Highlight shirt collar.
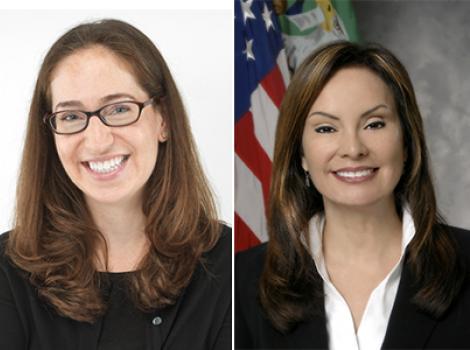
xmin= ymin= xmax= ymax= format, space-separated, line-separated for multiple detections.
xmin=309 ymin=204 xmax=416 ymax=280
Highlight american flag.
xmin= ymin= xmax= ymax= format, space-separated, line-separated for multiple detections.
xmin=235 ymin=0 xmax=290 ymax=252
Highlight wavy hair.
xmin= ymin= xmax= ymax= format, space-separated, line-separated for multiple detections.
xmin=260 ymin=41 xmax=465 ymax=333
xmin=6 ymin=19 xmax=220 ymax=323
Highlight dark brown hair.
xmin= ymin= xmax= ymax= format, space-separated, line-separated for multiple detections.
xmin=6 ymin=19 xmax=220 ymax=322
xmin=260 ymin=41 xmax=465 ymax=333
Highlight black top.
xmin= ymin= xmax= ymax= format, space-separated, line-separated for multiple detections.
xmin=0 ymin=225 xmax=231 ymax=350
xmin=235 ymin=225 xmax=470 ymax=349
xmin=98 ymin=272 xmax=148 ymax=350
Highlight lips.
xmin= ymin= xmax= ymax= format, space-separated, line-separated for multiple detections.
xmin=332 ymin=167 xmax=378 ymax=183
xmin=83 ymin=155 xmax=129 ymax=175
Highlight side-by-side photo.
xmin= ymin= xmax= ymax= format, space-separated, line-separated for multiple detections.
xmin=235 ymin=1 xmax=470 ymax=349
xmin=2 ymin=2 xmax=470 ymax=350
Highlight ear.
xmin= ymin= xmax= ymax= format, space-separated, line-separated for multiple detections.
xmin=301 ymin=156 xmax=308 ymax=172
xmin=157 ymin=117 xmax=168 ymax=142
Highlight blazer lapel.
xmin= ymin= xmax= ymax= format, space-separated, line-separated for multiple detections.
xmin=381 ymin=258 xmax=438 ymax=349
xmin=275 ymin=292 xmax=329 ymax=349
xmin=267 ymin=308 xmax=328 ymax=349
xmin=298 ymin=313 xmax=329 ymax=349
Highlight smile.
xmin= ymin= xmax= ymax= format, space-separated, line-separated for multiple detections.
xmin=333 ymin=167 xmax=378 ymax=183
xmin=86 ymin=155 xmax=129 ymax=174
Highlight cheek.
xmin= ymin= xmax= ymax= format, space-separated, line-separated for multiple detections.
xmin=134 ymin=127 xmax=160 ymax=163
xmin=392 ymin=147 xmax=406 ymax=176
xmin=376 ymin=130 xmax=405 ymax=167
xmin=54 ymin=136 xmax=80 ymax=172
xmin=146 ymin=136 xmax=159 ymax=161
xmin=141 ymin=111 xmax=163 ymax=139
xmin=302 ymin=137 xmax=335 ymax=171
xmin=54 ymin=138 xmax=71 ymax=163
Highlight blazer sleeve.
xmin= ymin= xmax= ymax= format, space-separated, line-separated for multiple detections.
xmin=235 ymin=244 xmax=268 ymax=349
xmin=235 ymin=253 xmax=252 ymax=348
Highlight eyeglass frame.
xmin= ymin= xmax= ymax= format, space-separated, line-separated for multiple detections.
xmin=43 ymin=96 xmax=156 ymax=135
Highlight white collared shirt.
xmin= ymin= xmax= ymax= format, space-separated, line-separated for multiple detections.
xmin=308 ymin=206 xmax=416 ymax=350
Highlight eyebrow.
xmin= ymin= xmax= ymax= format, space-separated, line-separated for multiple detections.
xmin=54 ymin=93 xmax=138 ymax=111
xmin=307 ymin=104 xmax=389 ymax=121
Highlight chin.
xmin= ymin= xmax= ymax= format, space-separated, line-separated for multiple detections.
xmin=326 ymin=193 xmax=393 ymax=209
xmin=83 ymin=189 xmax=137 ymax=206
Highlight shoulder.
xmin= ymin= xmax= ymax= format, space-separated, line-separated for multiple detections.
xmin=236 ymin=243 xmax=267 ymax=277
xmin=0 ymin=231 xmax=13 ymax=271
xmin=441 ymin=224 xmax=470 ymax=309
xmin=185 ymin=224 xmax=231 ymax=324
xmin=214 ymin=223 xmax=232 ymax=253
xmin=0 ymin=231 xmax=29 ymax=281
xmin=443 ymin=224 xmax=470 ymax=263
xmin=0 ymin=231 xmax=30 ymax=349
xmin=0 ymin=231 xmax=9 ymax=253
xmin=445 ymin=224 xmax=470 ymax=245
xmin=0 ymin=230 xmax=30 ymax=290
xmin=423 ymin=225 xmax=470 ymax=345
xmin=235 ymin=243 xmax=267 ymax=298
xmin=197 ymin=223 xmax=231 ymax=286
xmin=203 ymin=223 xmax=231 ymax=266
xmin=0 ymin=230 xmax=33 ymax=310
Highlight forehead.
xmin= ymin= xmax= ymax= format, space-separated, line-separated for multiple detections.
xmin=310 ymin=66 xmax=396 ymax=114
xmin=49 ymin=46 xmax=146 ymax=109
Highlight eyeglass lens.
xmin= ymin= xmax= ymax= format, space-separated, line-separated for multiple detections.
xmin=51 ymin=102 xmax=140 ymax=134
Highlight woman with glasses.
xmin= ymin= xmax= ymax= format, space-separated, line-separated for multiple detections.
xmin=235 ymin=41 xmax=470 ymax=349
xmin=0 ymin=19 xmax=230 ymax=350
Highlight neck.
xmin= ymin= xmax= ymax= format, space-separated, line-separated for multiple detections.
xmin=87 ymin=196 xmax=149 ymax=272
xmin=322 ymin=199 xmax=402 ymax=263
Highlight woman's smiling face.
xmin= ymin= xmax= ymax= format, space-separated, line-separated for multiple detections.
xmin=50 ymin=46 xmax=167 ymax=207
xmin=301 ymin=67 xmax=406 ymax=209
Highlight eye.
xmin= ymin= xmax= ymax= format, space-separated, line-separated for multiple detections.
xmin=59 ymin=112 xmax=81 ymax=122
xmin=365 ymin=120 xmax=386 ymax=129
xmin=111 ymin=104 xmax=130 ymax=114
xmin=315 ymin=125 xmax=336 ymax=134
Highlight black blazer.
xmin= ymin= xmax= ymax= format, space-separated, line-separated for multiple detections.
xmin=235 ymin=225 xmax=470 ymax=349
xmin=0 ymin=225 xmax=231 ymax=350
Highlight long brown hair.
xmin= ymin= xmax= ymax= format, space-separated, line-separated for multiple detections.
xmin=260 ymin=41 xmax=465 ymax=333
xmin=6 ymin=19 xmax=220 ymax=323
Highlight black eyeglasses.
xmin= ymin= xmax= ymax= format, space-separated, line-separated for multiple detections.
xmin=43 ymin=97 xmax=156 ymax=135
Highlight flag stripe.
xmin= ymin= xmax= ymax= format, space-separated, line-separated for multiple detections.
xmin=235 ymin=111 xmax=272 ymax=207
xmin=277 ymin=50 xmax=291 ymax=88
xmin=260 ymin=63 xmax=286 ymax=108
xmin=250 ymin=85 xmax=279 ymax=160
xmin=235 ymin=213 xmax=261 ymax=252
xmin=235 ymin=154 xmax=269 ymax=242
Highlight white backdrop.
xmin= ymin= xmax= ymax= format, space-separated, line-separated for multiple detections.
xmin=0 ymin=10 xmax=233 ymax=232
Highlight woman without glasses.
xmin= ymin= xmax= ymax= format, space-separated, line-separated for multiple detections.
xmin=0 ymin=19 xmax=231 ymax=350
xmin=235 ymin=41 xmax=470 ymax=349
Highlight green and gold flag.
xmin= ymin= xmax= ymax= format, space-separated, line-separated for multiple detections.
xmin=274 ymin=0 xmax=359 ymax=71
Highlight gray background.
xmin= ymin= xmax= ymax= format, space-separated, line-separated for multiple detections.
xmin=353 ymin=0 xmax=470 ymax=229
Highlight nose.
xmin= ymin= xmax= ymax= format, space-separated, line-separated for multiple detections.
xmin=82 ymin=115 xmax=114 ymax=153
xmin=338 ymin=130 xmax=368 ymax=159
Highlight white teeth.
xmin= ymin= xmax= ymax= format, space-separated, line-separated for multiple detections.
xmin=88 ymin=156 xmax=126 ymax=174
xmin=336 ymin=169 xmax=374 ymax=178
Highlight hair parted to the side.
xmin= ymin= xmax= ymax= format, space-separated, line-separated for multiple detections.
xmin=6 ymin=19 xmax=220 ymax=323
xmin=260 ymin=41 xmax=465 ymax=333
